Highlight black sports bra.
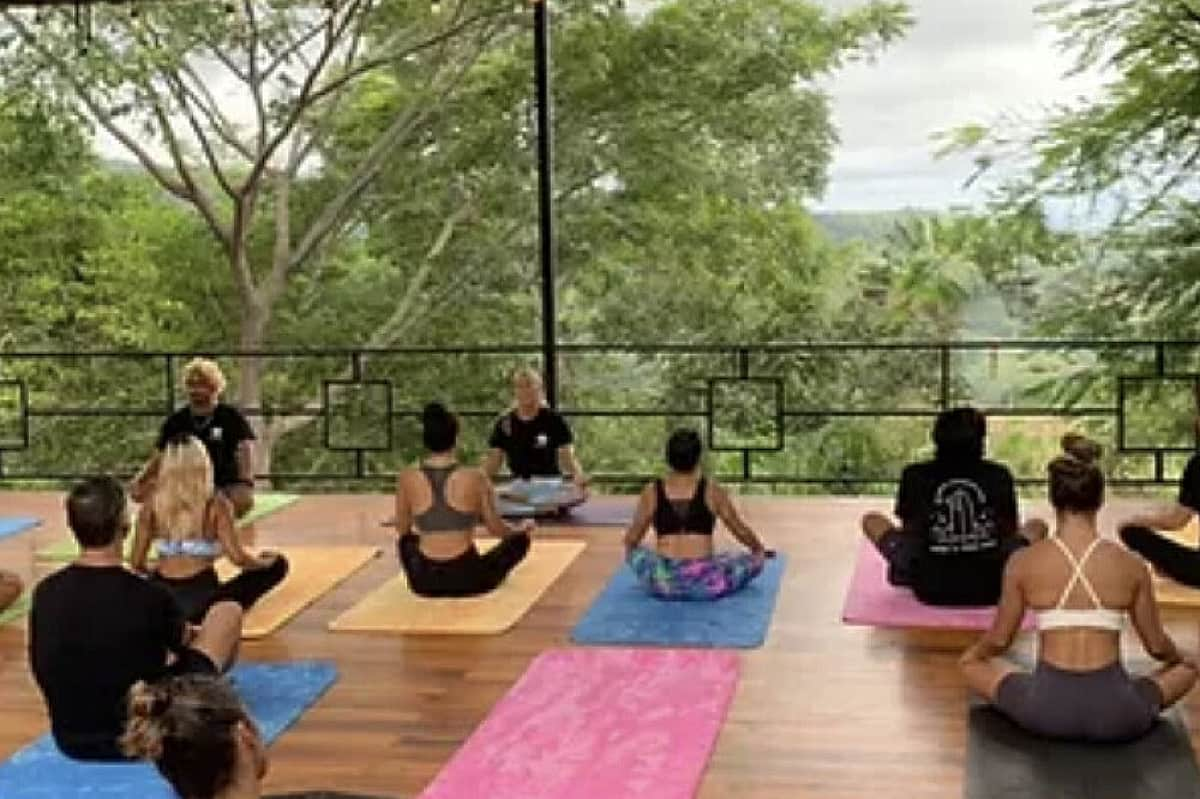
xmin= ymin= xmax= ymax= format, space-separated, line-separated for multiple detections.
xmin=653 ymin=477 xmax=716 ymax=536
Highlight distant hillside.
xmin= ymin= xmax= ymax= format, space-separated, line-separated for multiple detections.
xmin=813 ymin=209 xmax=933 ymax=244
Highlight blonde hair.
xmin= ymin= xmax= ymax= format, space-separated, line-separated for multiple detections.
xmin=182 ymin=358 xmax=226 ymax=394
xmin=122 ymin=675 xmax=248 ymax=798
xmin=512 ymin=367 xmax=546 ymax=407
xmin=152 ymin=436 xmax=215 ymax=543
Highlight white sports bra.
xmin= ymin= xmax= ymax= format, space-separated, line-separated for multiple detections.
xmin=1036 ymin=536 xmax=1124 ymax=632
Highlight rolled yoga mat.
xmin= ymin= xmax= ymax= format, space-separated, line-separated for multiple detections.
xmin=965 ymin=701 xmax=1200 ymax=799
xmin=216 ymin=546 xmax=380 ymax=639
xmin=570 ymin=555 xmax=785 ymax=649
xmin=329 ymin=540 xmax=585 ymax=635
xmin=419 ymin=647 xmax=739 ymax=799
xmin=0 ymin=517 xmax=40 ymax=541
xmin=841 ymin=539 xmax=1035 ymax=631
xmin=35 ymin=492 xmax=300 ymax=561
xmin=0 ymin=660 xmax=338 ymax=799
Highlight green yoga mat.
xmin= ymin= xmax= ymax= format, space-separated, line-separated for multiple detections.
xmin=36 ymin=493 xmax=301 ymax=562
xmin=0 ymin=593 xmax=30 ymax=626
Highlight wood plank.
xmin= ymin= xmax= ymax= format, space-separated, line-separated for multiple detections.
xmin=0 ymin=491 xmax=1196 ymax=797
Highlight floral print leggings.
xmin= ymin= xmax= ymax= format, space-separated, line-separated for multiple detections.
xmin=627 ymin=547 xmax=764 ymax=601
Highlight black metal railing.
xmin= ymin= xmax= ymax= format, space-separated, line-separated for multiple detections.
xmin=0 ymin=340 xmax=1197 ymax=489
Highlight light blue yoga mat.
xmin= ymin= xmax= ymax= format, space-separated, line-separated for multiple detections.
xmin=0 ymin=660 xmax=337 ymax=798
xmin=0 ymin=516 xmax=39 ymax=541
xmin=570 ymin=555 xmax=786 ymax=648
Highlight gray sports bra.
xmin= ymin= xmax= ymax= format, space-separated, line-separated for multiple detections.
xmin=414 ymin=465 xmax=479 ymax=533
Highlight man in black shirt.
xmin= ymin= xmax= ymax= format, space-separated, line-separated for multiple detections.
xmin=860 ymin=407 xmax=1048 ymax=606
xmin=131 ymin=357 xmax=256 ymax=517
xmin=1120 ymin=387 xmax=1200 ymax=584
xmin=29 ymin=476 xmax=243 ymax=760
xmin=483 ymin=367 xmax=589 ymax=485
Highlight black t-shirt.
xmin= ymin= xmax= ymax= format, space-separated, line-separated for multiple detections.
xmin=488 ymin=408 xmax=573 ymax=479
xmin=895 ymin=458 xmax=1019 ymax=604
xmin=1179 ymin=453 xmax=1200 ymax=513
xmin=30 ymin=565 xmax=187 ymax=760
xmin=157 ymin=403 xmax=255 ymax=487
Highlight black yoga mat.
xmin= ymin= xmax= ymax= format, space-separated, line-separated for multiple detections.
xmin=965 ymin=703 xmax=1200 ymax=799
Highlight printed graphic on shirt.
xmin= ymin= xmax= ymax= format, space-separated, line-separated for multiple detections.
xmin=927 ymin=479 xmax=999 ymax=554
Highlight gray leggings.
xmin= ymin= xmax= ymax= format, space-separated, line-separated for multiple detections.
xmin=995 ymin=661 xmax=1162 ymax=743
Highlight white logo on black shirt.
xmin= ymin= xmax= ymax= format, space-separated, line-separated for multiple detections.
xmin=928 ymin=479 xmax=998 ymax=554
xmin=211 ymin=427 xmax=223 ymax=442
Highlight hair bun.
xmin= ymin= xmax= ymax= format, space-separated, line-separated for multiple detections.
xmin=422 ymin=402 xmax=448 ymax=421
xmin=121 ymin=681 xmax=168 ymax=760
xmin=1061 ymin=432 xmax=1102 ymax=465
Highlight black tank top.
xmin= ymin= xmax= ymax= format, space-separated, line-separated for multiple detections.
xmin=653 ymin=477 xmax=715 ymax=536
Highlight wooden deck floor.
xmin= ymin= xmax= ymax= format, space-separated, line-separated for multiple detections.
xmin=2 ymin=491 xmax=1199 ymax=798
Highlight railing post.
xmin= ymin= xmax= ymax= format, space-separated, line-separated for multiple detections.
xmin=938 ymin=345 xmax=951 ymax=409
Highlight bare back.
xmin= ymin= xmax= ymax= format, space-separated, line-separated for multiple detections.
xmin=398 ymin=465 xmax=485 ymax=559
xmin=1017 ymin=535 xmax=1152 ymax=671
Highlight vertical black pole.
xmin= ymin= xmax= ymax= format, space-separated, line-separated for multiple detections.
xmin=533 ymin=0 xmax=558 ymax=407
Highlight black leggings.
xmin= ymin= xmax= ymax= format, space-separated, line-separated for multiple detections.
xmin=1121 ymin=525 xmax=1200 ymax=586
xmin=398 ymin=533 xmax=530 ymax=597
xmin=150 ymin=556 xmax=290 ymax=623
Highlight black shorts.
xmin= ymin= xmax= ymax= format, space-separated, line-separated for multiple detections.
xmin=996 ymin=661 xmax=1161 ymax=742
xmin=166 ymin=646 xmax=219 ymax=678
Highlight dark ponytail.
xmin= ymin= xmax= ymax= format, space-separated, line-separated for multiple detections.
xmin=422 ymin=402 xmax=458 ymax=452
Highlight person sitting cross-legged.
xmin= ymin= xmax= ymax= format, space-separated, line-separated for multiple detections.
xmin=29 ymin=476 xmax=243 ymax=761
xmin=861 ymin=407 xmax=1048 ymax=606
xmin=624 ymin=429 xmax=770 ymax=601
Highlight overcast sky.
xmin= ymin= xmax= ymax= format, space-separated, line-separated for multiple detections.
xmin=813 ymin=0 xmax=1107 ymax=211
xmin=95 ymin=0 xmax=1108 ymax=214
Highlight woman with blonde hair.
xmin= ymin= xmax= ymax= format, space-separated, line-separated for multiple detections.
xmin=483 ymin=367 xmax=588 ymax=487
xmin=131 ymin=435 xmax=287 ymax=624
xmin=960 ymin=434 xmax=1198 ymax=742
xmin=122 ymin=674 xmax=384 ymax=799
xmin=132 ymin=358 xmax=257 ymax=518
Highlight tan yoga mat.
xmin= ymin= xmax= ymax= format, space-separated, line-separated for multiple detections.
xmin=218 ymin=546 xmax=380 ymax=639
xmin=328 ymin=540 xmax=585 ymax=635
xmin=1153 ymin=519 xmax=1200 ymax=608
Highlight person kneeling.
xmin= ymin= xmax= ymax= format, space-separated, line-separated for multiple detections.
xmin=30 ymin=476 xmax=242 ymax=761
xmin=624 ymin=429 xmax=769 ymax=601
xmin=395 ymin=403 xmax=534 ymax=598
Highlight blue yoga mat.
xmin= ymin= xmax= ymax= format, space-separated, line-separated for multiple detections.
xmin=0 ymin=660 xmax=337 ymax=798
xmin=0 ymin=516 xmax=39 ymax=541
xmin=570 ymin=555 xmax=786 ymax=648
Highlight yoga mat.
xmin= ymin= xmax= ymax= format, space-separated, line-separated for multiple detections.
xmin=381 ymin=500 xmax=633 ymax=529
xmin=965 ymin=702 xmax=1200 ymax=799
xmin=215 ymin=546 xmax=380 ymax=639
xmin=329 ymin=540 xmax=585 ymax=635
xmin=0 ymin=592 xmax=29 ymax=626
xmin=36 ymin=492 xmax=300 ymax=561
xmin=1150 ymin=520 xmax=1200 ymax=608
xmin=0 ymin=516 xmax=40 ymax=541
xmin=841 ymin=540 xmax=1034 ymax=631
xmin=570 ymin=555 xmax=785 ymax=649
xmin=420 ymin=647 xmax=739 ymax=799
xmin=0 ymin=660 xmax=337 ymax=799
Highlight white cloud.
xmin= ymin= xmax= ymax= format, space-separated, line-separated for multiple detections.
xmin=814 ymin=0 xmax=1108 ymax=212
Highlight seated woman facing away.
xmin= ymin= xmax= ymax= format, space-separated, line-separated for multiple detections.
xmin=960 ymin=434 xmax=1198 ymax=743
xmin=624 ymin=429 xmax=769 ymax=601
xmin=0 ymin=569 xmax=21 ymax=613
xmin=394 ymin=403 xmax=535 ymax=598
xmin=122 ymin=674 xmax=388 ymax=799
xmin=131 ymin=435 xmax=288 ymax=624
xmin=861 ymin=406 xmax=1048 ymax=606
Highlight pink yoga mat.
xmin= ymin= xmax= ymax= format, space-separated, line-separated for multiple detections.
xmin=841 ymin=540 xmax=1034 ymax=631
xmin=420 ymin=648 xmax=739 ymax=799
